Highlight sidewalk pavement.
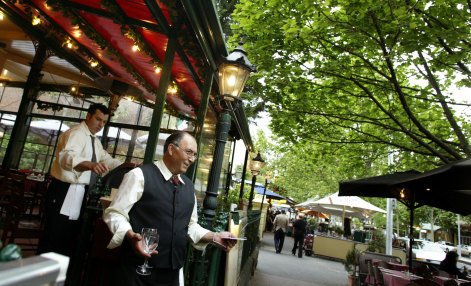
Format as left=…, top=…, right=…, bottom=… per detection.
left=249, top=231, right=349, bottom=286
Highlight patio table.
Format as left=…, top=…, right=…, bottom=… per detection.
left=387, top=262, right=409, bottom=272
left=380, top=267, right=423, bottom=286
left=433, top=276, right=471, bottom=286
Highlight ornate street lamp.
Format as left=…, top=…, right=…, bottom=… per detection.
left=259, top=177, right=271, bottom=211
left=202, top=43, right=256, bottom=228
left=217, top=42, right=256, bottom=106
left=248, top=152, right=265, bottom=210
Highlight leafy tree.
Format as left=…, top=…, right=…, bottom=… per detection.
left=215, top=0, right=239, bottom=41
left=231, top=0, right=471, bottom=167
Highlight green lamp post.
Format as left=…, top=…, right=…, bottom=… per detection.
left=202, top=43, right=256, bottom=229
left=248, top=152, right=265, bottom=210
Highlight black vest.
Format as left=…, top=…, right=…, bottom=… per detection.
left=126, top=163, right=195, bottom=270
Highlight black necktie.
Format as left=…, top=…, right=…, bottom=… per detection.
left=89, top=135, right=97, bottom=191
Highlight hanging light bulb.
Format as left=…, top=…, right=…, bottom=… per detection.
left=90, top=60, right=98, bottom=67
left=154, top=67, right=161, bottom=74
left=399, top=188, right=406, bottom=199
left=66, top=41, right=73, bottom=49
left=132, top=45, right=139, bottom=52
left=32, top=16, right=41, bottom=26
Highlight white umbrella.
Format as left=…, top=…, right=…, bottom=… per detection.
left=297, top=192, right=386, bottom=219
left=96, top=126, right=132, bottom=140
left=1, top=116, right=69, bottom=142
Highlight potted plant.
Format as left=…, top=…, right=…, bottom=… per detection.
left=343, top=248, right=360, bottom=286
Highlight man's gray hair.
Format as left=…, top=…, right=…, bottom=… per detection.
left=164, top=131, right=188, bottom=153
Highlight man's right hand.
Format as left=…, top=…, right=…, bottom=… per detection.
left=90, top=162, right=109, bottom=175
left=125, top=230, right=158, bottom=258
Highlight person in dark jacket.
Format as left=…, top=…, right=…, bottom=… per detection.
left=291, top=213, right=307, bottom=258
left=439, top=251, right=468, bottom=279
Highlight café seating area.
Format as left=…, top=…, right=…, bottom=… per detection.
left=359, top=250, right=471, bottom=286
left=0, top=168, right=50, bottom=254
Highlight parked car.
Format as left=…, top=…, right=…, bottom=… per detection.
left=457, top=244, right=470, bottom=257
left=436, top=241, right=456, bottom=253
left=414, top=240, right=447, bottom=264
left=395, top=238, right=445, bottom=264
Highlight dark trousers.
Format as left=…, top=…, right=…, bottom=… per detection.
left=37, top=179, right=84, bottom=257
left=274, top=228, right=286, bottom=253
left=112, top=250, right=179, bottom=286
left=292, top=234, right=304, bottom=257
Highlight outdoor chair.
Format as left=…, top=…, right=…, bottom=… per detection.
left=358, top=251, right=402, bottom=285
left=0, top=170, right=47, bottom=252
left=365, top=260, right=376, bottom=285
left=0, top=172, right=27, bottom=244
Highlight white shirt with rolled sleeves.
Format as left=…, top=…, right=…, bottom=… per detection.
left=51, top=121, right=121, bottom=219
left=103, top=160, right=211, bottom=285
left=50, top=121, right=122, bottom=184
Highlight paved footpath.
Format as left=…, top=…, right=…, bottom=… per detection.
left=249, top=232, right=349, bottom=286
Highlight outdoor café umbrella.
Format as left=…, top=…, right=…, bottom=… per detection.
left=255, top=185, right=287, bottom=200
left=338, top=157, right=471, bottom=270
left=296, top=192, right=386, bottom=220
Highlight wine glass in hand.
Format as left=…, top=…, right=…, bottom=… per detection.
left=136, top=228, right=159, bottom=276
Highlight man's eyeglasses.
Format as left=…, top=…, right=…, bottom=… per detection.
left=173, top=143, right=197, bottom=159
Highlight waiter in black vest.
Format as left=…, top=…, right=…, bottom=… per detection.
left=104, top=131, right=237, bottom=286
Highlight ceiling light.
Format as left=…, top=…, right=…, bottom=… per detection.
left=2, top=69, right=7, bottom=76
left=132, top=45, right=139, bottom=52
left=66, top=42, right=73, bottom=49
left=0, top=14, right=4, bottom=21
left=32, top=16, right=41, bottom=26
left=154, top=67, right=161, bottom=74
left=399, top=188, right=406, bottom=199
left=90, top=61, right=98, bottom=67
left=169, top=87, right=177, bottom=94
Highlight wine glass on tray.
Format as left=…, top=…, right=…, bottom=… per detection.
left=136, top=228, right=159, bottom=275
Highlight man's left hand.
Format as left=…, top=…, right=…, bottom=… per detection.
left=212, top=232, right=237, bottom=252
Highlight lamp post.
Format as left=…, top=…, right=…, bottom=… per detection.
left=202, top=43, right=256, bottom=229
left=248, top=152, right=265, bottom=210
left=259, top=177, right=271, bottom=211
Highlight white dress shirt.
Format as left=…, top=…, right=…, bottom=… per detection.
left=103, top=160, right=210, bottom=249
left=50, top=121, right=122, bottom=184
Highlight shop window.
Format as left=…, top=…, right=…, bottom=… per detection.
left=0, top=113, right=15, bottom=163
left=110, top=98, right=141, bottom=125
left=0, top=87, right=22, bottom=112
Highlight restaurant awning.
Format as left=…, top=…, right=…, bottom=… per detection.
left=338, top=158, right=471, bottom=270
left=0, top=1, right=253, bottom=149
left=339, top=158, right=471, bottom=216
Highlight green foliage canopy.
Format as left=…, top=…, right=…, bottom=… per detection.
left=231, top=0, right=471, bottom=167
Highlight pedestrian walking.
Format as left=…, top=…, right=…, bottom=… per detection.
left=273, top=209, right=289, bottom=253
left=291, top=213, right=307, bottom=258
